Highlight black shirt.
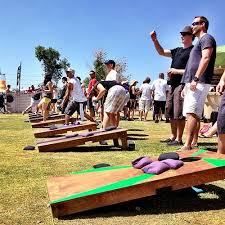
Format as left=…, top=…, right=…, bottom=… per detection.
left=181, top=34, right=216, bottom=84
left=99, top=80, right=119, bottom=91
left=170, top=46, right=193, bottom=87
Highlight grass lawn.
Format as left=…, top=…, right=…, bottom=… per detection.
left=0, top=113, right=225, bottom=225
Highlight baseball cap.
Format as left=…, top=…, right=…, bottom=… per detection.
left=180, top=26, right=192, bottom=34
left=104, top=60, right=116, bottom=67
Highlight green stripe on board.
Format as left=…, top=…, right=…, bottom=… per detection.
left=191, top=149, right=207, bottom=157
left=51, top=173, right=155, bottom=204
left=70, top=165, right=132, bottom=174
left=203, top=158, right=225, bottom=167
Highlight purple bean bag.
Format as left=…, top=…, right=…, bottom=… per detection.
left=142, top=161, right=170, bottom=174
left=161, top=159, right=184, bottom=169
left=132, top=156, right=153, bottom=169
left=80, top=132, right=94, bottom=137
left=65, top=133, right=79, bottom=138
left=73, top=121, right=81, bottom=125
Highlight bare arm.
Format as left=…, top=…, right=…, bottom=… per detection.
left=194, top=48, right=213, bottom=79
left=62, top=83, right=72, bottom=105
left=150, top=31, right=172, bottom=57
left=96, top=83, right=106, bottom=101
left=216, top=70, right=225, bottom=94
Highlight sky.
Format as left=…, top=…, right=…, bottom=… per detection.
left=0, top=0, right=224, bottom=89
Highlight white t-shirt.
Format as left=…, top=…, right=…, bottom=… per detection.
left=151, top=78, right=168, bottom=101
left=105, top=69, right=120, bottom=82
left=69, top=77, right=87, bottom=102
left=140, top=83, right=152, bottom=100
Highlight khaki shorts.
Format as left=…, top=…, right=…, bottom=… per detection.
left=139, top=99, right=151, bottom=112
left=166, top=85, right=184, bottom=119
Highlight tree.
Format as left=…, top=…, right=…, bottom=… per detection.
left=83, top=49, right=129, bottom=86
left=35, top=46, right=70, bottom=84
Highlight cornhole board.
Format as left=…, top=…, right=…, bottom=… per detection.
left=28, top=112, right=59, bottom=119
left=31, top=117, right=76, bottom=128
left=33, top=122, right=97, bottom=138
left=47, top=149, right=225, bottom=217
left=37, top=128, right=128, bottom=152
left=29, top=114, right=65, bottom=123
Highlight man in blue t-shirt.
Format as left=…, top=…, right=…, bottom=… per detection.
left=150, top=26, right=193, bottom=146
left=180, top=16, right=217, bottom=151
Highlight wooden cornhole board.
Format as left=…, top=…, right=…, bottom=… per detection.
left=47, top=149, right=225, bottom=217
left=31, top=117, right=76, bottom=128
left=33, top=122, right=97, bottom=138
left=29, top=114, right=65, bottom=123
left=37, top=128, right=128, bottom=152
left=28, top=112, right=59, bottom=119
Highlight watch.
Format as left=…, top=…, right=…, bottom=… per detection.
left=193, top=76, right=200, bottom=82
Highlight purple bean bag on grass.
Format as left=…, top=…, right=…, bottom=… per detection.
left=161, top=159, right=184, bottom=169
left=142, top=161, right=170, bottom=174
left=132, top=156, right=153, bottom=169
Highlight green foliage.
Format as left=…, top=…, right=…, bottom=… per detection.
left=35, top=46, right=70, bottom=84
left=84, top=50, right=130, bottom=83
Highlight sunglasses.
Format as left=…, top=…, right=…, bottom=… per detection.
left=192, top=21, right=203, bottom=26
left=181, top=32, right=192, bottom=36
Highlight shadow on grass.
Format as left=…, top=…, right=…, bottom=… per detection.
left=128, top=137, right=149, bottom=141
left=128, top=129, right=145, bottom=132
left=61, top=184, right=225, bottom=220
left=128, top=133, right=149, bottom=137
left=43, top=145, right=132, bottom=153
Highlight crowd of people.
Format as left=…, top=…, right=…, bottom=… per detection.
left=21, top=15, right=225, bottom=154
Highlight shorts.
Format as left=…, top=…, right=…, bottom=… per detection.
left=128, top=99, right=136, bottom=110
left=217, top=92, right=225, bottom=134
left=39, top=97, right=51, bottom=105
left=139, top=99, right=151, bottom=112
left=154, top=100, right=166, bottom=114
left=51, top=99, right=57, bottom=103
left=31, top=98, right=40, bottom=107
left=88, top=98, right=94, bottom=110
left=183, top=83, right=210, bottom=118
left=165, top=85, right=184, bottom=119
left=104, top=85, right=127, bottom=113
left=65, top=100, right=85, bottom=116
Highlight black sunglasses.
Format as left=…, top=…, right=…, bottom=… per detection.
left=192, top=21, right=203, bottom=26
left=181, top=32, right=192, bottom=36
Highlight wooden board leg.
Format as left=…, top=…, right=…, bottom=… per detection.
left=121, top=138, right=127, bottom=150
left=121, top=132, right=128, bottom=150
left=113, top=139, right=119, bottom=147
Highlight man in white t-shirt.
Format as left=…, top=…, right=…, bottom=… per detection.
left=63, top=68, right=94, bottom=125
left=151, top=73, right=169, bottom=123
left=139, top=77, right=152, bottom=121
left=105, top=60, right=120, bottom=82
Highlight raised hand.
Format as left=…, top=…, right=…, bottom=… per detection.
left=150, top=30, right=157, bottom=42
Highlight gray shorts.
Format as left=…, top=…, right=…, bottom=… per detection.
left=218, top=92, right=225, bottom=134
left=65, top=100, right=85, bottom=116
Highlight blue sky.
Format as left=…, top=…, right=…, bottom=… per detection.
left=0, top=0, right=224, bottom=89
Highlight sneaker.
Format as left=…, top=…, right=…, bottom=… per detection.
left=155, top=120, right=159, bottom=123
left=167, top=140, right=183, bottom=146
left=160, top=138, right=174, bottom=143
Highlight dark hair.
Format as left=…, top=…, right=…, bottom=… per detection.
left=76, top=76, right=81, bottom=82
left=62, top=77, right=67, bottom=82
left=7, top=85, right=11, bottom=89
left=31, top=85, right=35, bottom=91
left=143, top=77, right=151, bottom=84
left=195, top=16, right=209, bottom=31
left=159, top=73, right=164, bottom=79
left=43, top=75, right=52, bottom=86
